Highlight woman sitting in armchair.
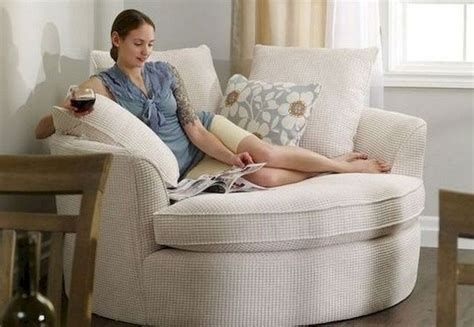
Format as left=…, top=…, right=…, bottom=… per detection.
left=35, top=9, right=390, bottom=187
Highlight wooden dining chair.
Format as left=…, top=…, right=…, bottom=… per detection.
left=437, top=189, right=474, bottom=327
left=0, top=153, right=111, bottom=327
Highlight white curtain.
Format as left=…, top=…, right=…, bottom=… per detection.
left=325, top=0, right=384, bottom=108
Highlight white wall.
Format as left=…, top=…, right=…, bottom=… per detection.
left=124, top=0, right=232, bottom=89
left=0, top=6, right=5, bottom=125
left=0, top=0, right=98, bottom=211
left=95, top=0, right=125, bottom=50
left=0, top=0, right=95, bottom=155
left=385, top=88, right=474, bottom=216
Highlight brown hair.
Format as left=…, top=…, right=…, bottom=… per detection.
left=110, top=9, right=155, bottom=62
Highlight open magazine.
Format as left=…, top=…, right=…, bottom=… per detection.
left=167, top=162, right=267, bottom=201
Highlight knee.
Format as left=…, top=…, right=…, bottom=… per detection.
left=251, top=142, right=277, bottom=164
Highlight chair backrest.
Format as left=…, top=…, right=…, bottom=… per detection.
left=0, top=153, right=111, bottom=327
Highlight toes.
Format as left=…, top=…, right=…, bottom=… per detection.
left=379, top=163, right=391, bottom=173
left=358, top=153, right=368, bottom=160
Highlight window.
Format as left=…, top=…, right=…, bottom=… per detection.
left=383, top=0, right=474, bottom=88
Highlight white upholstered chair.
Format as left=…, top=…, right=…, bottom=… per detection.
left=48, top=45, right=426, bottom=326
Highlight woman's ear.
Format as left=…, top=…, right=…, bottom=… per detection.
left=111, top=31, right=121, bottom=47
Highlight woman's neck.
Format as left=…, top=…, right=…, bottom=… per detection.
left=116, top=60, right=143, bottom=82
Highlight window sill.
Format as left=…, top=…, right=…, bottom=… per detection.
left=384, top=72, right=474, bottom=89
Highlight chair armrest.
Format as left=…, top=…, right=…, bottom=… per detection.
left=48, top=134, right=169, bottom=319
left=354, top=107, right=427, bottom=178
left=48, top=134, right=170, bottom=256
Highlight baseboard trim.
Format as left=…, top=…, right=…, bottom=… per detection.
left=420, top=215, right=474, bottom=249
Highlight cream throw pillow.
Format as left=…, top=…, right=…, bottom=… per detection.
left=51, top=94, right=180, bottom=187
left=249, top=45, right=378, bottom=157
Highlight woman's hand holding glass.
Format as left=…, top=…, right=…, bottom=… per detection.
left=63, top=85, right=96, bottom=116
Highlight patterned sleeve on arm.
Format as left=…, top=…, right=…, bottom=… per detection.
left=168, top=64, right=198, bottom=126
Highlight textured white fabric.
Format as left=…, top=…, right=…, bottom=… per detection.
left=354, top=107, right=427, bottom=179
left=90, top=45, right=223, bottom=113
left=50, top=94, right=179, bottom=187
left=44, top=47, right=427, bottom=326
left=48, top=135, right=424, bottom=325
left=154, top=173, right=424, bottom=252
left=49, top=135, right=169, bottom=325
left=144, top=221, right=420, bottom=326
left=249, top=45, right=377, bottom=157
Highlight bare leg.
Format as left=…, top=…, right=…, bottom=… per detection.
left=334, top=152, right=368, bottom=162
left=243, top=167, right=319, bottom=187
left=237, top=135, right=390, bottom=174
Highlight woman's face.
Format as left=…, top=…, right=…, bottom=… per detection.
left=113, top=23, right=155, bottom=68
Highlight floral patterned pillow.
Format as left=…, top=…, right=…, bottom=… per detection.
left=219, top=74, right=321, bottom=146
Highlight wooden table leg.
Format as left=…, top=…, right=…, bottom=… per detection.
left=0, top=230, right=16, bottom=311
left=437, top=228, right=458, bottom=327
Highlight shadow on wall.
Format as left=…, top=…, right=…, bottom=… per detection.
left=2, top=14, right=89, bottom=155
left=0, top=12, right=89, bottom=212
left=1, top=9, right=27, bottom=154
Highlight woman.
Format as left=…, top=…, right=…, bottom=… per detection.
left=35, top=9, right=390, bottom=187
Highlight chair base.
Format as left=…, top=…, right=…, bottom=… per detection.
left=135, top=218, right=420, bottom=326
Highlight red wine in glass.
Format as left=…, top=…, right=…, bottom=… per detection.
left=69, top=86, right=96, bottom=113
left=71, top=96, right=96, bottom=112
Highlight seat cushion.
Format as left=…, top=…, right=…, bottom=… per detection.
left=153, top=173, right=424, bottom=252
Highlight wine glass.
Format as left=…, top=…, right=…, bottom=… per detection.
left=68, top=85, right=96, bottom=113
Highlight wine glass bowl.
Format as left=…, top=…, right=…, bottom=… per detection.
left=69, top=86, right=96, bottom=113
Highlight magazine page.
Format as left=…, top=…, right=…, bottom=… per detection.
left=167, top=176, right=217, bottom=201
left=208, top=163, right=265, bottom=193
left=229, top=177, right=266, bottom=192
left=167, top=162, right=267, bottom=201
left=211, top=163, right=267, bottom=193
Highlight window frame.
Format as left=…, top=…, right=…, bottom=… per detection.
left=382, top=0, right=474, bottom=88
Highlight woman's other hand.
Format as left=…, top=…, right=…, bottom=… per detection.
left=35, top=115, right=55, bottom=139
left=231, top=152, right=254, bottom=168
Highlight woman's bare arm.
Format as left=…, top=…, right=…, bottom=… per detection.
left=169, top=64, right=252, bottom=167
left=34, top=77, right=112, bottom=139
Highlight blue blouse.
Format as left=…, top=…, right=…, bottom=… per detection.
left=97, top=62, right=214, bottom=177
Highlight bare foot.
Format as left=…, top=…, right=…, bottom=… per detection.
left=349, top=159, right=391, bottom=174
left=334, top=152, right=368, bottom=162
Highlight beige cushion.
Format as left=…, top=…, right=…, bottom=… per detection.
left=153, top=173, right=424, bottom=252
left=51, top=94, right=180, bottom=187
left=249, top=45, right=378, bottom=158
left=90, top=44, right=222, bottom=113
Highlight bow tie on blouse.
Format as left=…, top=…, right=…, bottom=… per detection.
left=141, top=96, right=166, bottom=131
